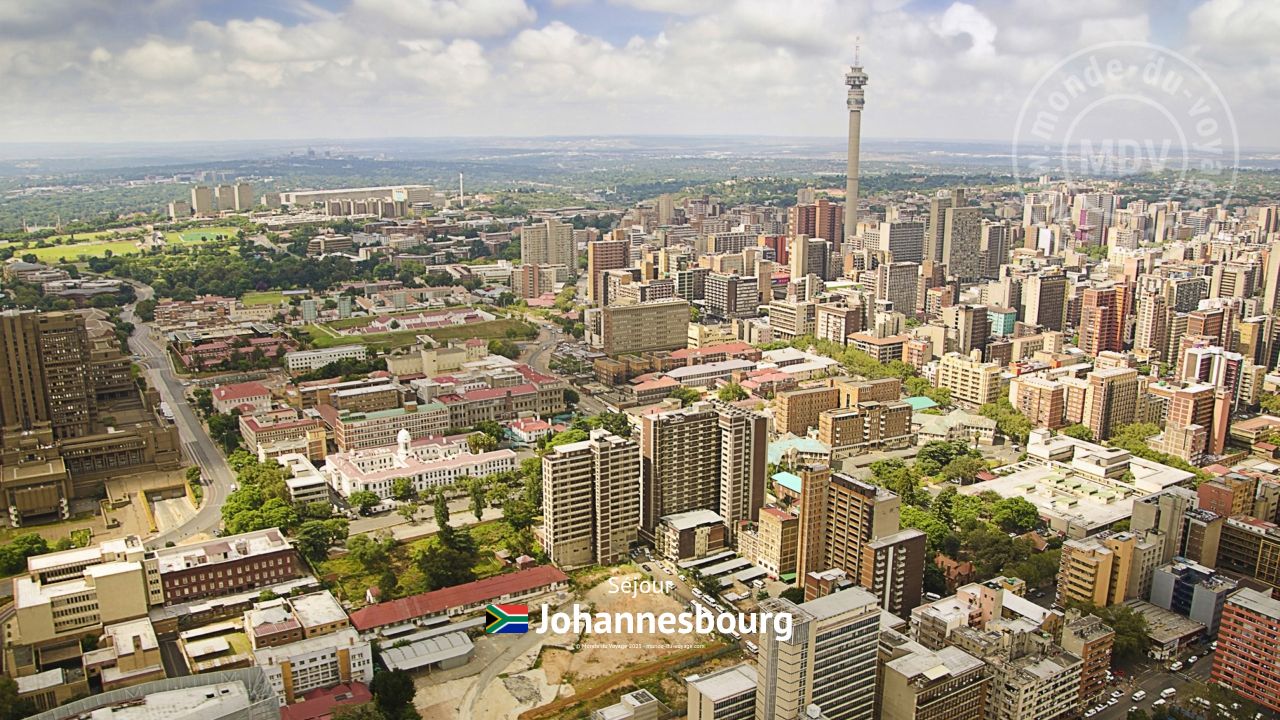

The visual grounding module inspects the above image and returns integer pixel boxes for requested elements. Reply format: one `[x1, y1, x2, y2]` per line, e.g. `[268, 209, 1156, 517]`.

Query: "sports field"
[241, 290, 285, 306]
[163, 226, 240, 243]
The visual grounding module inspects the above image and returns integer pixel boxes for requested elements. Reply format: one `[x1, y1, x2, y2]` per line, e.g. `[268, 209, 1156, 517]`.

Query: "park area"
[3, 225, 238, 263]
[240, 290, 285, 306]
[306, 317, 532, 351]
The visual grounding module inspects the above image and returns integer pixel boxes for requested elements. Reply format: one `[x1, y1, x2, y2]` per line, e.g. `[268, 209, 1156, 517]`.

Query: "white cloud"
[0, 0, 1272, 146]
[351, 0, 537, 37]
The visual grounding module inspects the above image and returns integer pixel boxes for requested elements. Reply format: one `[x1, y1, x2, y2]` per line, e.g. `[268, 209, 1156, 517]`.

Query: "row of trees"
[221, 452, 349, 561]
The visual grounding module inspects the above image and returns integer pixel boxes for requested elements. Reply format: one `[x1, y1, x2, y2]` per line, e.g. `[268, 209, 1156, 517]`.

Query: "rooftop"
[685, 663, 757, 701]
[1226, 587, 1280, 620]
[772, 471, 802, 493]
[658, 508, 725, 531]
[253, 627, 363, 666]
[153, 528, 292, 574]
[800, 585, 879, 621]
[887, 644, 984, 683]
[348, 565, 568, 631]
[1122, 599, 1206, 643]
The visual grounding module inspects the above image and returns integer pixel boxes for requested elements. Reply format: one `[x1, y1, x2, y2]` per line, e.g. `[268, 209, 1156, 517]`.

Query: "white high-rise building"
[755, 587, 880, 720]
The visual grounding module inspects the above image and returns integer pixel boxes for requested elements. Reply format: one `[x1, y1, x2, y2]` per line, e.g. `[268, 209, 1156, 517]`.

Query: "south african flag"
[486, 604, 529, 634]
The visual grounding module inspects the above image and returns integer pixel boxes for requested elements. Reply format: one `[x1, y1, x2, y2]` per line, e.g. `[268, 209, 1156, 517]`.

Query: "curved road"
[122, 284, 233, 548]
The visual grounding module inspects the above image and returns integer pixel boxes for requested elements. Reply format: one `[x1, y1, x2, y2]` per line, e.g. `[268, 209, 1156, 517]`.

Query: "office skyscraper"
[0, 310, 97, 440]
[587, 238, 630, 306]
[926, 189, 965, 265]
[756, 587, 880, 720]
[942, 206, 983, 281]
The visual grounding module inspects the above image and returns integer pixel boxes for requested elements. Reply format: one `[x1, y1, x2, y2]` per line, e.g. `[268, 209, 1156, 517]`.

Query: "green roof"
[905, 396, 939, 410]
[772, 471, 802, 493]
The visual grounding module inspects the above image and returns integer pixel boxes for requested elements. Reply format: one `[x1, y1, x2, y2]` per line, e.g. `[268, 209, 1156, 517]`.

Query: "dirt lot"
[410, 567, 708, 719]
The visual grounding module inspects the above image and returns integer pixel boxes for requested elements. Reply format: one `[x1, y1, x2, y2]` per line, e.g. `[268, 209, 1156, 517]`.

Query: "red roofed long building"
[349, 565, 569, 634]
[212, 381, 272, 414]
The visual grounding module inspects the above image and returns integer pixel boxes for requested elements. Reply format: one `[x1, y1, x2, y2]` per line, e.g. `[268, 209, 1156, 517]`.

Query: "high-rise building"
[941, 304, 990, 358]
[214, 184, 236, 211]
[706, 273, 760, 320]
[717, 404, 769, 541]
[190, 185, 214, 216]
[981, 221, 1011, 278]
[844, 61, 868, 250]
[233, 182, 254, 211]
[0, 310, 97, 440]
[926, 190, 964, 266]
[1212, 588, 1280, 714]
[755, 587, 880, 720]
[639, 401, 766, 538]
[521, 219, 576, 269]
[873, 220, 925, 264]
[879, 643, 988, 720]
[817, 401, 913, 455]
[1010, 376, 1066, 429]
[866, 529, 927, 617]
[587, 238, 630, 306]
[596, 298, 690, 356]
[773, 386, 839, 436]
[1060, 613, 1115, 712]
[874, 262, 920, 316]
[1056, 532, 1157, 607]
[542, 429, 640, 569]
[935, 351, 1002, 409]
[942, 206, 983, 281]
[1079, 285, 1123, 357]
[1149, 560, 1238, 636]
[1083, 367, 1138, 441]
[687, 663, 758, 720]
[1022, 270, 1067, 332]
[789, 199, 844, 246]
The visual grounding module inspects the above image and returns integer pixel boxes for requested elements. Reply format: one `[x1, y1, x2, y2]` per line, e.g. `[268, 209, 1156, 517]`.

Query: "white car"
[1187, 655, 1198, 664]
[1170, 661, 1183, 672]
[1111, 690, 1123, 698]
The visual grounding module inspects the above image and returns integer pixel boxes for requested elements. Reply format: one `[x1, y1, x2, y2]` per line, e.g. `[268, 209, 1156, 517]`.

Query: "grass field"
[241, 291, 285, 306]
[307, 318, 530, 351]
[20, 240, 144, 262]
[163, 226, 240, 243]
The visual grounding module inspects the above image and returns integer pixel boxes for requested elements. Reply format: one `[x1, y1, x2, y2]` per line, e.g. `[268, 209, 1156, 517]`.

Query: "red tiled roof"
[279, 683, 373, 720]
[456, 383, 536, 402]
[348, 566, 568, 631]
[213, 381, 271, 402]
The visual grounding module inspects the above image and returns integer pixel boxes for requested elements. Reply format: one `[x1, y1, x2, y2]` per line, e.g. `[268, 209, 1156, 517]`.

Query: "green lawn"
[21, 240, 144, 262]
[163, 226, 240, 243]
[307, 318, 530, 352]
[241, 291, 285, 306]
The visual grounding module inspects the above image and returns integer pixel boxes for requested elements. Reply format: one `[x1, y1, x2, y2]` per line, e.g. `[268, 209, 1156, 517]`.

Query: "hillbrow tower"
[844, 55, 868, 251]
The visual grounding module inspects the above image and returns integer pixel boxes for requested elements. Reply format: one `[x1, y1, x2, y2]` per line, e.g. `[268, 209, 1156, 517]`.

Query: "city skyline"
[2, 0, 1277, 148]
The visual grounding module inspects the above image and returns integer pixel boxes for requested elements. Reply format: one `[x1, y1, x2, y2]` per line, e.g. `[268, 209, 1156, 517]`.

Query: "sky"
[0, 0, 1276, 147]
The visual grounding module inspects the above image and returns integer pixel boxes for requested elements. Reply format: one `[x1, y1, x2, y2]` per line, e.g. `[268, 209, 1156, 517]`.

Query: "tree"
[0, 533, 51, 575]
[294, 521, 341, 562]
[185, 465, 203, 484]
[370, 669, 416, 720]
[191, 387, 213, 416]
[347, 533, 393, 570]
[503, 498, 537, 531]
[467, 432, 498, 454]
[474, 420, 504, 442]
[590, 411, 632, 438]
[915, 440, 969, 476]
[413, 533, 478, 589]
[717, 383, 748, 402]
[1061, 423, 1095, 441]
[349, 490, 381, 515]
[469, 480, 487, 521]
[940, 456, 987, 485]
[545, 428, 588, 450]
[391, 477, 417, 502]
[901, 505, 953, 553]
[668, 386, 701, 407]
[258, 589, 280, 602]
[0, 676, 36, 720]
[487, 338, 520, 359]
[1067, 602, 1150, 666]
[432, 490, 450, 528]
[398, 502, 419, 524]
[780, 587, 806, 603]
[1260, 392, 1280, 414]
[979, 397, 1033, 444]
[993, 497, 1041, 533]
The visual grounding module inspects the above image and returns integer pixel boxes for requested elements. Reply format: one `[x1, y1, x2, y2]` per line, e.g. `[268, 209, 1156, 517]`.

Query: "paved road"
[122, 284, 234, 548]
[522, 322, 610, 416]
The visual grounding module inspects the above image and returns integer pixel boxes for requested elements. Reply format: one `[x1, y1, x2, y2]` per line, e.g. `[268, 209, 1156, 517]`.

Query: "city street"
[122, 283, 235, 548]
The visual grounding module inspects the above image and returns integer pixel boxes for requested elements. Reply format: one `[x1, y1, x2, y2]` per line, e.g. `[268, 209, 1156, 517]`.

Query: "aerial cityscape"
[2, 2, 1280, 720]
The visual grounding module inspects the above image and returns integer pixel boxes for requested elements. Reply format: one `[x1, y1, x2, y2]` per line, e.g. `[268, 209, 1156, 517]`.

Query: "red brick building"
[1211, 587, 1280, 713]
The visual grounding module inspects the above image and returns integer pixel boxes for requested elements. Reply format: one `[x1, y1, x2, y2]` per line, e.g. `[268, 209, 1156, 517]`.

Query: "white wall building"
[323, 429, 516, 499]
